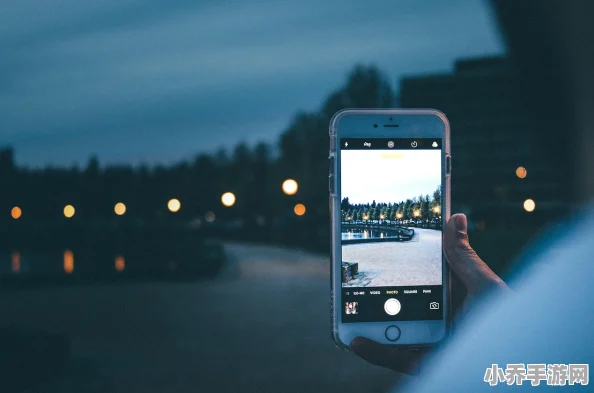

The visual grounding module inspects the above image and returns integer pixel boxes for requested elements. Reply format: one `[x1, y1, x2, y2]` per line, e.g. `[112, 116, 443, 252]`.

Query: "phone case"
[328, 108, 452, 350]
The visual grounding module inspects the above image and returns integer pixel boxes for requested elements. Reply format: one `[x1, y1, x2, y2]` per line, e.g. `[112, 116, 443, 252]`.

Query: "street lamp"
[11, 206, 22, 219]
[114, 202, 126, 216]
[282, 179, 298, 195]
[516, 166, 527, 179]
[63, 205, 75, 218]
[294, 203, 306, 216]
[524, 199, 536, 212]
[433, 206, 440, 214]
[221, 192, 236, 207]
[168, 198, 181, 213]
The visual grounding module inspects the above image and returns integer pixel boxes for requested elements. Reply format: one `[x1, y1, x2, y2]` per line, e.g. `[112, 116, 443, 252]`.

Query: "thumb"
[444, 214, 509, 295]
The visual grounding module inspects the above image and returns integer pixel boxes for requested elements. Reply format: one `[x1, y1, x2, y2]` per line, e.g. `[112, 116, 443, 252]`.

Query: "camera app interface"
[340, 138, 443, 323]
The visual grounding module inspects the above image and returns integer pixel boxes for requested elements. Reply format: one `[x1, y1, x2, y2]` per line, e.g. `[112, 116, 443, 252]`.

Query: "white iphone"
[329, 108, 451, 348]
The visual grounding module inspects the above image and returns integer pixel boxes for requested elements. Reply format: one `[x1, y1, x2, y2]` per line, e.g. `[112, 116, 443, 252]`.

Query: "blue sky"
[341, 149, 441, 204]
[0, 0, 504, 167]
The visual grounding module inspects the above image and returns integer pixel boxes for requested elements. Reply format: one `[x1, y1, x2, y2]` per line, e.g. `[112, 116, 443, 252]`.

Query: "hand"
[350, 213, 510, 375]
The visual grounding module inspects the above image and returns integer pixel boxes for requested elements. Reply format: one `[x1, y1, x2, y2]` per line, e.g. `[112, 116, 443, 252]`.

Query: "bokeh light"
[168, 198, 181, 213]
[294, 203, 306, 216]
[63, 250, 74, 274]
[221, 192, 236, 207]
[114, 202, 126, 216]
[433, 206, 441, 213]
[11, 251, 21, 274]
[63, 205, 75, 218]
[524, 199, 536, 212]
[205, 211, 216, 223]
[115, 256, 125, 272]
[516, 166, 527, 179]
[413, 210, 420, 217]
[11, 206, 22, 219]
[282, 179, 298, 195]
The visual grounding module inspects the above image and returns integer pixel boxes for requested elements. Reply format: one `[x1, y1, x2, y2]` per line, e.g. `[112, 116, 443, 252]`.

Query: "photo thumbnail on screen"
[340, 146, 442, 288]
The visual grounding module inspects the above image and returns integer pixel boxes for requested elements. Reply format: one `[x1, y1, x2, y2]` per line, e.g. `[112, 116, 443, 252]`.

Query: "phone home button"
[385, 325, 401, 342]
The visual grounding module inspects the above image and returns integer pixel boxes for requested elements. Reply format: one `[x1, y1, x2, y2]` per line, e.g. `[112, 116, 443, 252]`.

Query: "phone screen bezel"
[329, 108, 451, 349]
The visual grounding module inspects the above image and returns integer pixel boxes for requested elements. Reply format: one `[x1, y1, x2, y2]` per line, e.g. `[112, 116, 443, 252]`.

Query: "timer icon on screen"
[411, 141, 418, 148]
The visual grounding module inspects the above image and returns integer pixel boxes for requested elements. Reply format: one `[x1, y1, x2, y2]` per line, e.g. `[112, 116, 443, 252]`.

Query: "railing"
[341, 223, 415, 244]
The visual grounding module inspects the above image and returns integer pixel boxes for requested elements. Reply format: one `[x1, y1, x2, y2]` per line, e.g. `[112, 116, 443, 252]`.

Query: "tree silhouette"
[1, 63, 446, 250]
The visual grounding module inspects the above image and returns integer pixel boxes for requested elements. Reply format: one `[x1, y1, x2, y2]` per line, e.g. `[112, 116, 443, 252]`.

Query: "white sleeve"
[395, 216, 594, 392]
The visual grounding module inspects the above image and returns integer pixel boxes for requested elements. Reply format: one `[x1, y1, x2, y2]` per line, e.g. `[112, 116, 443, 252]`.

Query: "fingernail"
[455, 214, 466, 231]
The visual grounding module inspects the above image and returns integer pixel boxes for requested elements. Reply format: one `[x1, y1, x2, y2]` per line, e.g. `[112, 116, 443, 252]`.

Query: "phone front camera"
[373, 124, 378, 128]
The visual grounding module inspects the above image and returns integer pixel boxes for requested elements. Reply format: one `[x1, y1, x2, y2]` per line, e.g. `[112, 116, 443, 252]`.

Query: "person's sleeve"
[394, 212, 594, 392]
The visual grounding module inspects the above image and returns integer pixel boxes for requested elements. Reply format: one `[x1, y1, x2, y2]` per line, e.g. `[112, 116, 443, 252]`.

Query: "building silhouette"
[399, 56, 569, 229]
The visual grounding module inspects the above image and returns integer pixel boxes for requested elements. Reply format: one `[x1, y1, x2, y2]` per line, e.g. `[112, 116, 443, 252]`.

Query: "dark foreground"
[0, 243, 400, 393]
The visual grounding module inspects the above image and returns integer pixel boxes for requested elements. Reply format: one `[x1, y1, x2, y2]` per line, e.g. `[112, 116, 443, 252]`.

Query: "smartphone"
[329, 108, 451, 348]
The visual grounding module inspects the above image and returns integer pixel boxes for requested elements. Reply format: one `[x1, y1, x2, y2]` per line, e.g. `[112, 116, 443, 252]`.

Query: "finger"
[444, 214, 509, 295]
[350, 337, 427, 375]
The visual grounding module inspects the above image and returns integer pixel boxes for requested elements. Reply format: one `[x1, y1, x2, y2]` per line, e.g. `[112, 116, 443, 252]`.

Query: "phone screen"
[340, 137, 443, 323]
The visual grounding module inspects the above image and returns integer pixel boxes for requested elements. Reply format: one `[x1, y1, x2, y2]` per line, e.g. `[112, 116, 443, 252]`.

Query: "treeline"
[341, 185, 442, 223]
[0, 65, 397, 245]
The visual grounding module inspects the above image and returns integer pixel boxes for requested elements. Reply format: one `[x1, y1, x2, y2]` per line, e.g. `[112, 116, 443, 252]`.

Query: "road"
[0, 243, 402, 393]
[342, 228, 442, 287]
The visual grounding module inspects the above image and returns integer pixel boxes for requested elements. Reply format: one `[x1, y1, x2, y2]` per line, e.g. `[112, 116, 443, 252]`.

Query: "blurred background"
[0, 0, 573, 392]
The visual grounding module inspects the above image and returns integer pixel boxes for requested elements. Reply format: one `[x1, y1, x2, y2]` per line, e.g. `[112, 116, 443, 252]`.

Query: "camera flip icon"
[429, 302, 440, 310]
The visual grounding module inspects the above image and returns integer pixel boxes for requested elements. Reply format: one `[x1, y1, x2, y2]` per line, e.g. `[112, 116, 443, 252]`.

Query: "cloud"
[0, 0, 504, 166]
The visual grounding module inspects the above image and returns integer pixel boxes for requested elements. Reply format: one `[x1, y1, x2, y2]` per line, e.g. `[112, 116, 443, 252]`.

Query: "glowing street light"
[63, 205, 75, 218]
[524, 199, 536, 212]
[433, 206, 441, 214]
[282, 179, 298, 195]
[396, 213, 403, 219]
[380, 215, 385, 220]
[114, 202, 126, 216]
[294, 203, 306, 216]
[11, 206, 22, 219]
[168, 198, 181, 213]
[221, 192, 236, 207]
[413, 210, 420, 217]
[516, 166, 527, 179]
